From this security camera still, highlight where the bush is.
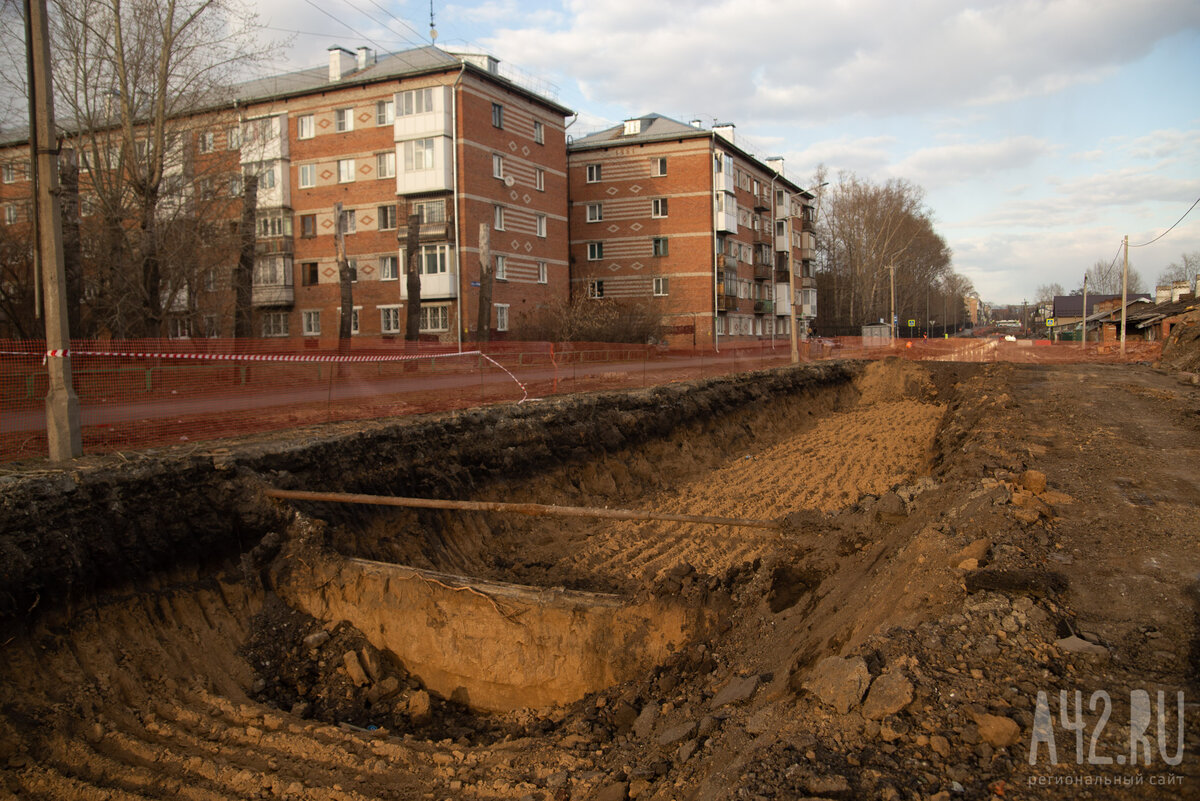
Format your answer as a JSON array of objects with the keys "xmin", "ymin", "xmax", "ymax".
[{"xmin": 512, "ymin": 297, "xmax": 664, "ymax": 344}]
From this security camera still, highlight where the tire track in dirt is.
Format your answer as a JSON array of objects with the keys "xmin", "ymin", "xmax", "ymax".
[{"xmin": 565, "ymin": 399, "xmax": 944, "ymax": 583}]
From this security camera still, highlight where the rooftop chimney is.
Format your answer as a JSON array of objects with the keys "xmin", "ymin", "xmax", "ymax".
[
  {"xmin": 356, "ymin": 47, "xmax": 374, "ymax": 70},
  {"xmin": 766, "ymin": 156, "xmax": 785, "ymax": 174},
  {"xmin": 1156, "ymin": 284, "xmax": 1172, "ymax": 303},
  {"xmin": 329, "ymin": 46, "xmax": 356, "ymax": 82},
  {"xmin": 690, "ymin": 119, "xmax": 703, "ymax": 128},
  {"xmin": 712, "ymin": 123, "xmax": 735, "ymax": 144}
]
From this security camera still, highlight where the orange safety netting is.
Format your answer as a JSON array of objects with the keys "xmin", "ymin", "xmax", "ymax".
[{"xmin": 1, "ymin": 335, "xmax": 1162, "ymax": 463}]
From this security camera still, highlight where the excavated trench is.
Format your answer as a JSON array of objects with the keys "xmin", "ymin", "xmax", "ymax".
[{"xmin": 0, "ymin": 359, "xmax": 972, "ymax": 799}]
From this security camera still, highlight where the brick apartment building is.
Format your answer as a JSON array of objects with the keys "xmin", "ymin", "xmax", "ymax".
[{"xmin": 567, "ymin": 115, "xmax": 818, "ymax": 346}]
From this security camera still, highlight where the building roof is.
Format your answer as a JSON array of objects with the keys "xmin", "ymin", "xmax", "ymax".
[
  {"xmin": 1052, "ymin": 294, "xmax": 1151, "ymax": 318},
  {"xmin": 1127, "ymin": 297, "xmax": 1198, "ymax": 328},
  {"xmin": 567, "ymin": 112, "xmax": 810, "ymax": 195}
]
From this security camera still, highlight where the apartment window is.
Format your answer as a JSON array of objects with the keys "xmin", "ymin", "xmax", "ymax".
[
  {"xmin": 776, "ymin": 220, "xmax": 785, "ymax": 237},
  {"xmin": 586, "ymin": 164, "xmax": 601, "ymax": 183},
  {"xmin": 167, "ymin": 317, "xmax": 190, "ymax": 340},
  {"xmin": 492, "ymin": 154, "xmax": 504, "ymax": 179},
  {"xmin": 586, "ymin": 203, "xmax": 602, "ymax": 222},
  {"xmin": 376, "ymin": 99, "xmax": 395, "ymax": 125},
  {"xmin": 203, "ymin": 315, "xmax": 218, "ymax": 338},
  {"xmin": 337, "ymin": 158, "xmax": 355, "ymax": 183},
  {"xmin": 588, "ymin": 279, "xmax": 604, "ymax": 298},
  {"xmin": 653, "ymin": 277, "xmax": 669, "ymax": 296},
  {"xmin": 495, "ymin": 303, "xmax": 509, "ymax": 332},
  {"xmin": 380, "ymin": 255, "xmax": 398, "ymax": 280},
  {"xmin": 651, "ymin": 197, "xmax": 668, "ymax": 218},
  {"xmin": 346, "ymin": 258, "xmax": 358, "ymax": 282},
  {"xmin": 404, "ymin": 139, "xmax": 435, "ymax": 171},
  {"xmin": 378, "ymin": 204, "xmax": 397, "ymax": 230},
  {"xmin": 258, "ymin": 214, "xmax": 292, "ymax": 238},
  {"xmin": 297, "ymin": 115, "xmax": 314, "ymax": 139},
  {"xmin": 350, "ymin": 307, "xmax": 361, "ymax": 335},
  {"xmin": 227, "ymin": 126, "xmax": 241, "ymax": 149},
  {"xmin": 398, "ymin": 87, "xmax": 433, "ymax": 115},
  {"xmin": 401, "ymin": 243, "xmax": 450, "ymax": 275},
  {"xmin": 533, "ymin": 121, "xmax": 544, "ymax": 144},
  {"xmin": 652, "ymin": 237, "xmax": 668, "ymax": 257},
  {"xmin": 302, "ymin": 310, "xmax": 321, "ymax": 336},
  {"xmin": 298, "ymin": 163, "xmax": 316, "ymax": 189},
  {"xmin": 4, "ymin": 205, "xmax": 17, "ymax": 225},
  {"xmin": 380, "ymin": 305, "xmax": 401, "ymax": 334},
  {"xmin": 536, "ymin": 214, "xmax": 547, "ymax": 238},
  {"xmin": 537, "ymin": 261, "xmax": 547, "ymax": 284},
  {"xmin": 335, "ymin": 108, "xmax": 353, "ymax": 132},
  {"xmin": 249, "ymin": 163, "xmax": 275, "ymax": 189},
  {"xmin": 376, "ymin": 151, "xmax": 396, "ymax": 178},
  {"xmin": 492, "ymin": 102, "xmax": 503, "ymax": 128},
  {"xmin": 300, "ymin": 215, "xmax": 316, "ymax": 238},
  {"xmin": 651, "ymin": 157, "xmax": 667, "ymax": 176},
  {"xmin": 587, "ymin": 242, "xmax": 603, "ymax": 261},
  {"xmin": 420, "ymin": 304, "xmax": 449, "ymax": 332},
  {"xmin": 535, "ymin": 168, "xmax": 545, "ymax": 191},
  {"xmin": 339, "ymin": 208, "xmax": 356, "ymax": 234},
  {"xmin": 261, "ymin": 311, "xmax": 289, "ymax": 337},
  {"xmin": 197, "ymin": 132, "xmax": 214, "ymax": 153},
  {"xmin": 229, "ymin": 175, "xmax": 242, "ymax": 196},
  {"xmin": 302, "ymin": 262, "xmax": 319, "ymax": 285},
  {"xmin": 413, "ymin": 199, "xmax": 445, "ymax": 222},
  {"xmin": 493, "ymin": 205, "xmax": 505, "ymax": 231},
  {"xmin": 495, "ymin": 255, "xmax": 507, "ymax": 280}
]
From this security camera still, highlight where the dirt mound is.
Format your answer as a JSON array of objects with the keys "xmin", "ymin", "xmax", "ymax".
[
  {"xmin": 855, "ymin": 356, "xmax": 937, "ymax": 404},
  {"xmin": 1159, "ymin": 307, "xmax": 1200, "ymax": 372}
]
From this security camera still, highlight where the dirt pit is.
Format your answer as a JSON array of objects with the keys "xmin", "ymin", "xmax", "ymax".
[{"xmin": 2, "ymin": 357, "xmax": 1198, "ymax": 800}]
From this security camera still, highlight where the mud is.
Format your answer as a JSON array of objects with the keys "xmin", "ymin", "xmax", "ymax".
[{"xmin": 2, "ymin": 357, "xmax": 1198, "ymax": 800}]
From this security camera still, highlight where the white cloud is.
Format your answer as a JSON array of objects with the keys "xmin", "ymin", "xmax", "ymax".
[{"xmin": 884, "ymin": 136, "xmax": 1055, "ymax": 188}]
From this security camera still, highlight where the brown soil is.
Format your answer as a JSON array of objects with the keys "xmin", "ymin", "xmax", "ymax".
[{"xmin": 1, "ymin": 358, "xmax": 1198, "ymax": 800}]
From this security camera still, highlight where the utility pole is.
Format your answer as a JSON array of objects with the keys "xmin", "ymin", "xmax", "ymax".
[
  {"xmin": 1080, "ymin": 274, "xmax": 1088, "ymax": 349},
  {"xmin": 1120, "ymin": 234, "xmax": 1128, "ymax": 355},
  {"xmin": 888, "ymin": 263, "xmax": 896, "ymax": 342},
  {"xmin": 26, "ymin": 0, "xmax": 81, "ymax": 460}
]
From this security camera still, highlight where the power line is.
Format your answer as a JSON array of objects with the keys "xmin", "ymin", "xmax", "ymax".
[{"xmin": 1129, "ymin": 193, "xmax": 1200, "ymax": 248}]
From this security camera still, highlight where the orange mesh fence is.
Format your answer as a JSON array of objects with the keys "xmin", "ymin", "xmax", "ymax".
[{"xmin": 1, "ymin": 335, "xmax": 1161, "ymax": 462}]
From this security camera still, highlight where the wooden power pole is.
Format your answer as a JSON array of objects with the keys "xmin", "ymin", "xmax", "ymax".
[
  {"xmin": 26, "ymin": 0, "xmax": 81, "ymax": 459},
  {"xmin": 475, "ymin": 223, "xmax": 492, "ymax": 342},
  {"xmin": 404, "ymin": 214, "xmax": 421, "ymax": 342}
]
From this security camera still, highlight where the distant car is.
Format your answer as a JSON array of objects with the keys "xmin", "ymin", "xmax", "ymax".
[{"xmin": 1004, "ymin": 334, "xmax": 1017, "ymax": 342}]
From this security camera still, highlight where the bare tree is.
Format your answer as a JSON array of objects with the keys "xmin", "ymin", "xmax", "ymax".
[
  {"xmin": 1081, "ymin": 258, "xmax": 1144, "ymax": 295},
  {"xmin": 1035, "ymin": 283, "xmax": 1064, "ymax": 304},
  {"xmin": 1158, "ymin": 251, "xmax": 1199, "ymax": 286}
]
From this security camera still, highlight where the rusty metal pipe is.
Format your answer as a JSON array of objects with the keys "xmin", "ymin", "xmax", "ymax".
[{"xmin": 264, "ymin": 488, "xmax": 784, "ymax": 531}]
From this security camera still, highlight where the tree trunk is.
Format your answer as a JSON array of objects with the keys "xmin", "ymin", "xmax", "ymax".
[
  {"xmin": 140, "ymin": 191, "xmax": 162, "ymax": 337},
  {"xmin": 404, "ymin": 214, "xmax": 421, "ymax": 342},
  {"xmin": 58, "ymin": 150, "xmax": 84, "ymax": 337},
  {"xmin": 233, "ymin": 174, "xmax": 257, "ymax": 339},
  {"xmin": 475, "ymin": 223, "xmax": 492, "ymax": 343}
]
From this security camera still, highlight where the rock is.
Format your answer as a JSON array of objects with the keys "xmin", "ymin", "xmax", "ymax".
[
  {"xmin": 949, "ymin": 538, "xmax": 991, "ymax": 568},
  {"xmin": 632, "ymin": 703, "xmax": 660, "ymax": 739},
  {"xmin": 804, "ymin": 774, "xmax": 851, "ymax": 795},
  {"xmin": 677, "ymin": 738, "xmax": 698, "ymax": 763},
  {"xmin": 359, "ymin": 647, "xmax": 383, "ymax": 683},
  {"xmin": 1054, "ymin": 635, "xmax": 1109, "ymax": 657},
  {"xmin": 879, "ymin": 715, "xmax": 910, "ymax": 742},
  {"xmin": 611, "ymin": 700, "xmax": 638, "ymax": 732},
  {"xmin": 595, "ymin": 781, "xmax": 628, "ymax": 801},
  {"xmin": 1019, "ymin": 470, "xmax": 1047, "ymax": 494},
  {"xmin": 803, "ymin": 656, "xmax": 871, "ymax": 714},
  {"xmin": 956, "ymin": 558, "xmax": 979, "ymax": 571},
  {"xmin": 1011, "ymin": 506, "xmax": 1041, "ymax": 524},
  {"xmin": 407, "ymin": 690, "xmax": 432, "ymax": 724},
  {"xmin": 343, "ymin": 651, "xmax": 369, "ymax": 687},
  {"xmin": 973, "ymin": 712, "xmax": 1020, "ymax": 748},
  {"xmin": 656, "ymin": 720, "xmax": 697, "ymax": 747},
  {"xmin": 697, "ymin": 715, "xmax": 717, "ymax": 737},
  {"xmin": 930, "ymin": 734, "xmax": 951, "ymax": 757},
  {"xmin": 875, "ymin": 492, "xmax": 907, "ymax": 518},
  {"xmin": 862, "ymin": 671, "xmax": 913, "ymax": 720},
  {"xmin": 303, "ymin": 630, "xmax": 330, "ymax": 650},
  {"xmin": 710, "ymin": 674, "xmax": 759, "ymax": 709}
]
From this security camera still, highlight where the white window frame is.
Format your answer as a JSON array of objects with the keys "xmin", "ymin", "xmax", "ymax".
[
  {"xmin": 495, "ymin": 303, "xmax": 509, "ymax": 332},
  {"xmin": 4, "ymin": 205, "xmax": 17, "ymax": 225},
  {"xmin": 338, "ymin": 158, "xmax": 355, "ymax": 183},
  {"xmin": 651, "ymin": 157, "xmax": 667, "ymax": 176},
  {"xmin": 419, "ymin": 304, "xmax": 450, "ymax": 332},
  {"xmin": 652, "ymin": 197, "xmax": 668, "ymax": 218},
  {"xmin": 376, "ymin": 99, "xmax": 395, "ymax": 126},
  {"xmin": 198, "ymin": 132, "xmax": 214, "ymax": 153},
  {"xmin": 492, "ymin": 154, "xmax": 504, "ymax": 179},
  {"xmin": 538, "ymin": 261, "xmax": 547, "ymax": 284},
  {"xmin": 586, "ymin": 203, "xmax": 602, "ymax": 222},
  {"xmin": 227, "ymin": 126, "xmax": 242, "ymax": 149},
  {"xmin": 588, "ymin": 279, "xmax": 604, "ymax": 298},
  {"xmin": 653, "ymin": 276, "xmax": 669, "ymax": 296},
  {"xmin": 335, "ymin": 108, "xmax": 353, "ymax": 132},
  {"xmin": 587, "ymin": 242, "xmax": 603, "ymax": 261},
  {"xmin": 376, "ymin": 151, "xmax": 396, "ymax": 178},
  {"xmin": 493, "ymin": 205, "xmax": 505, "ymax": 230},
  {"xmin": 403, "ymin": 139, "xmax": 435, "ymax": 171},
  {"xmin": 378, "ymin": 204, "xmax": 397, "ymax": 230},
  {"xmin": 586, "ymin": 163, "xmax": 601, "ymax": 183},
  {"xmin": 492, "ymin": 102, "xmax": 503, "ymax": 129},
  {"xmin": 380, "ymin": 255, "xmax": 398, "ymax": 280},
  {"xmin": 495, "ymin": 254, "xmax": 507, "ymax": 280},
  {"xmin": 653, "ymin": 237, "xmax": 668, "ymax": 257},
  {"xmin": 380, "ymin": 305, "xmax": 401, "ymax": 334},
  {"xmin": 533, "ymin": 120, "xmax": 544, "ymax": 144},
  {"xmin": 302, "ymin": 310, "xmax": 321, "ymax": 336},
  {"xmin": 298, "ymin": 163, "xmax": 316, "ymax": 189},
  {"xmin": 297, "ymin": 115, "xmax": 315, "ymax": 140},
  {"xmin": 535, "ymin": 168, "xmax": 545, "ymax": 191},
  {"xmin": 398, "ymin": 87, "xmax": 433, "ymax": 116},
  {"xmin": 261, "ymin": 311, "xmax": 289, "ymax": 337},
  {"xmin": 350, "ymin": 306, "xmax": 361, "ymax": 335},
  {"xmin": 536, "ymin": 214, "xmax": 547, "ymax": 238}
]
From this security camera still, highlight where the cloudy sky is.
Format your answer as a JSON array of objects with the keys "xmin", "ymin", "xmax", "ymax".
[{"xmin": 257, "ymin": 0, "xmax": 1200, "ymax": 303}]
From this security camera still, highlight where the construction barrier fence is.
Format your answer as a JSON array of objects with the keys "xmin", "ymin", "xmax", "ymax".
[{"xmin": 1, "ymin": 335, "xmax": 1161, "ymax": 463}]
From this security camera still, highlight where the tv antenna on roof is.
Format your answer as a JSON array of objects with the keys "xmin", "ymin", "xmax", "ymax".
[{"xmin": 430, "ymin": 0, "xmax": 438, "ymax": 42}]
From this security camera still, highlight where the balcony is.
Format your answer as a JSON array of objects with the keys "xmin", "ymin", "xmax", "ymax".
[
  {"xmin": 775, "ymin": 268, "xmax": 790, "ymax": 283},
  {"xmin": 752, "ymin": 227, "xmax": 771, "ymax": 246},
  {"xmin": 801, "ymin": 217, "xmax": 815, "ymax": 233},
  {"xmin": 395, "ymin": 217, "xmax": 453, "ymax": 242},
  {"xmin": 718, "ymin": 254, "xmax": 737, "ymax": 270},
  {"xmin": 251, "ymin": 283, "xmax": 294, "ymax": 307},
  {"xmin": 717, "ymin": 294, "xmax": 738, "ymax": 312},
  {"xmin": 753, "ymin": 262, "xmax": 772, "ymax": 281},
  {"xmin": 753, "ymin": 192, "xmax": 769, "ymax": 211},
  {"xmin": 255, "ymin": 237, "xmax": 294, "ymax": 255},
  {"xmin": 754, "ymin": 300, "xmax": 774, "ymax": 314},
  {"xmin": 400, "ymin": 270, "xmax": 458, "ymax": 300}
]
